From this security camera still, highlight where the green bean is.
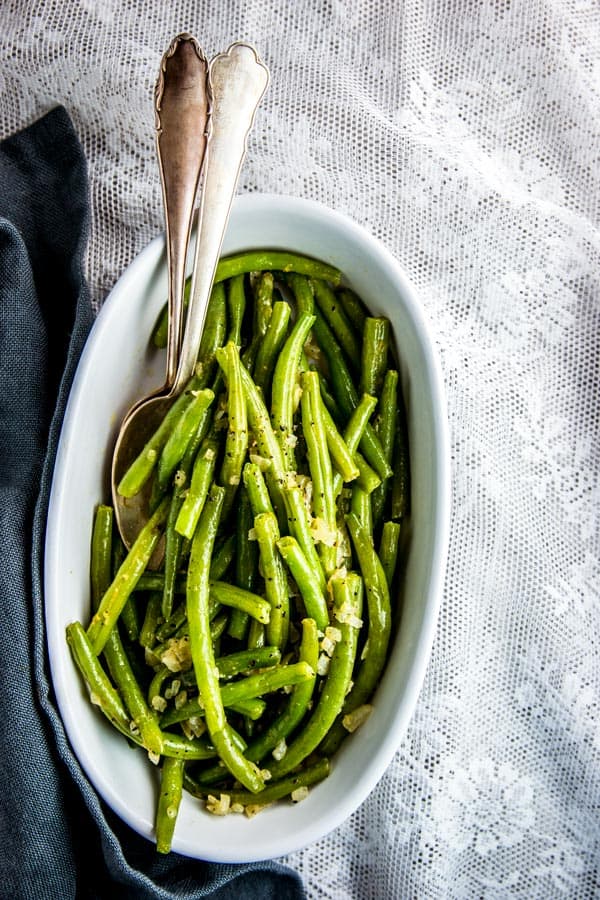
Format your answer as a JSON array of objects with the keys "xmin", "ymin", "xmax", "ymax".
[
  {"xmin": 161, "ymin": 661, "xmax": 315, "ymax": 727},
  {"xmin": 391, "ymin": 402, "xmax": 410, "ymax": 520},
  {"xmin": 253, "ymin": 512, "xmax": 289, "ymax": 649},
  {"xmin": 116, "ymin": 384, "xmax": 200, "ymax": 498},
  {"xmin": 210, "ymin": 535, "xmax": 236, "ymax": 581},
  {"xmin": 245, "ymin": 617, "xmax": 319, "ymax": 764},
  {"xmin": 239, "ymin": 360, "xmax": 286, "ymax": 517},
  {"xmin": 318, "ymin": 398, "xmax": 360, "ymax": 485},
  {"xmin": 268, "ymin": 573, "xmax": 363, "ymax": 779},
  {"xmin": 209, "ymin": 581, "xmax": 271, "ymax": 624},
  {"xmin": 360, "ymin": 317, "xmax": 390, "ymax": 397},
  {"xmin": 187, "ymin": 484, "xmax": 264, "ymax": 793},
  {"xmin": 91, "ymin": 505, "xmax": 113, "ymax": 608},
  {"xmin": 226, "ymin": 273, "xmax": 246, "ymax": 347},
  {"xmin": 312, "ymin": 308, "xmax": 392, "ymax": 482},
  {"xmin": 350, "ymin": 485, "xmax": 372, "ymax": 533},
  {"xmin": 190, "ymin": 758, "xmax": 330, "ymax": 808},
  {"xmin": 243, "ymin": 462, "xmax": 272, "ymax": 516},
  {"xmin": 332, "ymin": 513, "xmax": 391, "ymax": 730},
  {"xmin": 270, "ymin": 311, "xmax": 316, "ymax": 470},
  {"xmin": 354, "ymin": 452, "xmax": 382, "ymax": 495},
  {"xmin": 87, "ymin": 497, "xmax": 169, "ymax": 655},
  {"xmin": 217, "ymin": 251, "xmax": 341, "ymax": 286},
  {"xmin": 311, "ymin": 278, "xmax": 361, "ymax": 368},
  {"xmin": 228, "ymin": 486, "xmax": 256, "ymax": 640},
  {"xmin": 156, "ymin": 757, "xmax": 184, "ymax": 853},
  {"xmin": 66, "ymin": 621, "xmax": 132, "ymax": 736},
  {"xmin": 241, "ymin": 272, "xmax": 273, "ymax": 372},
  {"xmin": 276, "ymin": 537, "xmax": 329, "ymax": 631},
  {"xmin": 175, "ymin": 437, "xmax": 218, "ymax": 540},
  {"xmin": 156, "ymin": 389, "xmax": 215, "ymax": 494},
  {"xmin": 162, "ymin": 494, "xmax": 184, "ymax": 622},
  {"xmin": 300, "ymin": 371, "xmax": 337, "ymax": 576},
  {"xmin": 331, "ymin": 394, "xmax": 378, "ymax": 498},
  {"xmin": 247, "ymin": 619, "xmax": 265, "ymax": 650},
  {"xmin": 109, "ymin": 532, "xmax": 141, "ymax": 643},
  {"xmin": 195, "ymin": 282, "xmax": 228, "ymax": 390},
  {"xmin": 281, "ymin": 483, "xmax": 327, "ymax": 596},
  {"xmin": 253, "ymin": 271, "xmax": 274, "ymax": 338},
  {"xmin": 253, "ymin": 301, "xmax": 291, "ymax": 398},
  {"xmin": 139, "ymin": 592, "xmax": 162, "ymax": 650},
  {"xmin": 135, "ymin": 573, "xmax": 184, "ymax": 594},
  {"xmin": 67, "ymin": 622, "xmax": 216, "ymax": 760},
  {"xmin": 337, "ymin": 287, "xmax": 367, "ymax": 334},
  {"xmin": 102, "ymin": 621, "xmax": 164, "ymax": 756},
  {"xmin": 379, "ymin": 520, "xmax": 401, "ymax": 589},
  {"xmin": 216, "ymin": 342, "xmax": 248, "ymax": 513},
  {"xmin": 214, "ymin": 646, "xmax": 281, "ymax": 679},
  {"xmin": 284, "ymin": 272, "xmax": 314, "ymax": 317},
  {"xmin": 371, "ymin": 369, "xmax": 399, "ymax": 528}
]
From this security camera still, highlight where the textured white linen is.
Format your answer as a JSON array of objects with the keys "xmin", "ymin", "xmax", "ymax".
[{"xmin": 2, "ymin": 1, "xmax": 598, "ymax": 896}]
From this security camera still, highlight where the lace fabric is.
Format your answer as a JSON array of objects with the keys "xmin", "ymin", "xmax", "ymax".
[{"xmin": 1, "ymin": 1, "xmax": 598, "ymax": 896}]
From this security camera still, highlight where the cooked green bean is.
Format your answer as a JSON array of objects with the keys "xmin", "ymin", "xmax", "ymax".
[
  {"xmin": 102, "ymin": 619, "xmax": 164, "ymax": 756},
  {"xmin": 337, "ymin": 287, "xmax": 367, "ymax": 334},
  {"xmin": 87, "ymin": 497, "xmax": 169, "ymax": 655},
  {"xmin": 67, "ymin": 622, "xmax": 216, "ymax": 760},
  {"xmin": 270, "ymin": 311, "xmax": 316, "ymax": 471},
  {"xmin": 371, "ymin": 368, "xmax": 399, "ymax": 528},
  {"xmin": 216, "ymin": 342, "xmax": 248, "ymax": 513},
  {"xmin": 350, "ymin": 485, "xmax": 372, "ymax": 533},
  {"xmin": 209, "ymin": 581, "xmax": 271, "ymax": 624},
  {"xmin": 156, "ymin": 389, "xmax": 215, "ymax": 494},
  {"xmin": 245, "ymin": 617, "xmax": 319, "ymax": 764},
  {"xmin": 91, "ymin": 505, "xmax": 113, "ymax": 608},
  {"xmin": 312, "ymin": 308, "xmax": 392, "ymax": 482},
  {"xmin": 253, "ymin": 512, "xmax": 289, "ymax": 649},
  {"xmin": 253, "ymin": 300, "xmax": 291, "ymax": 397},
  {"xmin": 360, "ymin": 317, "xmax": 390, "ymax": 397},
  {"xmin": 139, "ymin": 591, "xmax": 162, "ymax": 650},
  {"xmin": 379, "ymin": 520, "xmax": 401, "ymax": 589},
  {"xmin": 156, "ymin": 757, "xmax": 184, "ymax": 853},
  {"xmin": 188, "ymin": 757, "xmax": 330, "ymax": 808},
  {"xmin": 311, "ymin": 277, "xmax": 361, "ymax": 367},
  {"xmin": 391, "ymin": 402, "xmax": 410, "ymax": 520},
  {"xmin": 226, "ymin": 273, "xmax": 246, "ymax": 347},
  {"xmin": 276, "ymin": 537, "xmax": 328, "ymax": 631},
  {"xmin": 175, "ymin": 437, "xmax": 218, "ymax": 540},
  {"xmin": 228, "ymin": 486, "xmax": 256, "ymax": 640},
  {"xmin": 300, "ymin": 371, "xmax": 337, "ymax": 577},
  {"xmin": 187, "ymin": 484, "xmax": 264, "ymax": 793},
  {"xmin": 268, "ymin": 572, "xmax": 363, "ymax": 778},
  {"xmin": 214, "ymin": 646, "xmax": 281, "ymax": 679},
  {"xmin": 161, "ymin": 661, "xmax": 315, "ymax": 727}
]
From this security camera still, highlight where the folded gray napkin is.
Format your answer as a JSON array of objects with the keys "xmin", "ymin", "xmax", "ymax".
[{"xmin": 0, "ymin": 105, "xmax": 304, "ymax": 899}]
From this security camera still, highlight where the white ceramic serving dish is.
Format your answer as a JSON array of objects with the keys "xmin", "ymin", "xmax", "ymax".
[{"xmin": 45, "ymin": 194, "xmax": 450, "ymax": 862}]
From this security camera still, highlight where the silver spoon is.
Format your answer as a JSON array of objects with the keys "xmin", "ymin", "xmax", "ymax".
[{"xmin": 111, "ymin": 40, "xmax": 269, "ymax": 552}]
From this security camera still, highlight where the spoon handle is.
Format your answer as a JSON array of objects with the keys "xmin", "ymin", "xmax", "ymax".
[
  {"xmin": 155, "ymin": 33, "xmax": 210, "ymax": 389},
  {"xmin": 172, "ymin": 42, "xmax": 269, "ymax": 394}
]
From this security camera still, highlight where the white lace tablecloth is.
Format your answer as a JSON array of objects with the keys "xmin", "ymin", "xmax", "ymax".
[{"xmin": 2, "ymin": 1, "xmax": 598, "ymax": 896}]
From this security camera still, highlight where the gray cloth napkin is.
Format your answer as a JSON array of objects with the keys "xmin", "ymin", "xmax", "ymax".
[{"xmin": 0, "ymin": 105, "xmax": 305, "ymax": 900}]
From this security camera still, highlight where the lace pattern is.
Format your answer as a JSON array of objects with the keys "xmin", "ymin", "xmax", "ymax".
[{"xmin": 1, "ymin": 1, "xmax": 598, "ymax": 896}]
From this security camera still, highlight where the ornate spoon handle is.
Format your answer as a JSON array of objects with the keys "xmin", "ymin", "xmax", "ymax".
[
  {"xmin": 155, "ymin": 33, "xmax": 210, "ymax": 389},
  {"xmin": 173, "ymin": 41, "xmax": 269, "ymax": 394}
]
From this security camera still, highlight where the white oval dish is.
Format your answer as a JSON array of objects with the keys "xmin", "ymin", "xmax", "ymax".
[{"xmin": 45, "ymin": 194, "xmax": 450, "ymax": 862}]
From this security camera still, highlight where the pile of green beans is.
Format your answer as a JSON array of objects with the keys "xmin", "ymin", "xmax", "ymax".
[{"xmin": 66, "ymin": 249, "xmax": 410, "ymax": 853}]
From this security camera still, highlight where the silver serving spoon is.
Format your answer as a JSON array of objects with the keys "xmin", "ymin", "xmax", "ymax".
[{"xmin": 111, "ymin": 40, "xmax": 269, "ymax": 552}]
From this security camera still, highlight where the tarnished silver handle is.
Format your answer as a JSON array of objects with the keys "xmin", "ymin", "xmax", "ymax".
[
  {"xmin": 172, "ymin": 41, "xmax": 269, "ymax": 394},
  {"xmin": 154, "ymin": 33, "xmax": 210, "ymax": 390}
]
